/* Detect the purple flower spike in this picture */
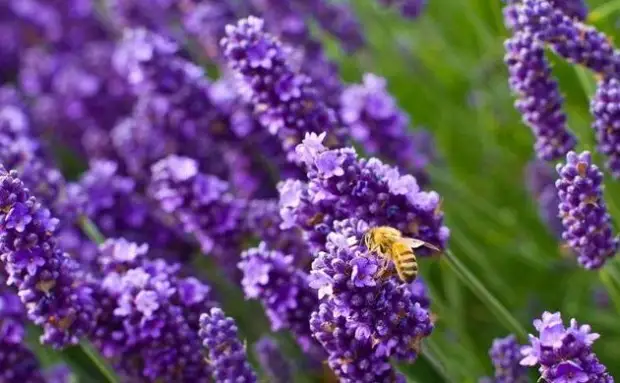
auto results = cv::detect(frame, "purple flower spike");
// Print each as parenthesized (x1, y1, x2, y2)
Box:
(0, 167, 96, 348)
(282, 132, 449, 253)
(514, 0, 617, 76)
(521, 311, 613, 382)
(556, 151, 618, 269)
(221, 16, 347, 162)
(309, 219, 432, 382)
(239, 243, 324, 358)
(504, 31, 576, 161)
(199, 307, 258, 383)
(486, 335, 529, 383)
(341, 73, 434, 185)
(592, 76, 620, 178)
(149, 155, 246, 278)
(94, 244, 213, 381)
(375, 0, 427, 19)
(254, 337, 292, 383)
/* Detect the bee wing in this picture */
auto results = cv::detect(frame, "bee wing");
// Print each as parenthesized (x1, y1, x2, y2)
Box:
(401, 238, 441, 252)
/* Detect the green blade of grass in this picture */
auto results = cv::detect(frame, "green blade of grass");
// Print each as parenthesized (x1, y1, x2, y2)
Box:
(78, 216, 106, 244)
(589, 0, 620, 22)
(442, 250, 527, 339)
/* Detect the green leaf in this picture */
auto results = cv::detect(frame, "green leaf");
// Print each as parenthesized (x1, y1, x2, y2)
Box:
(442, 250, 527, 339)
(58, 342, 119, 383)
(589, 0, 620, 22)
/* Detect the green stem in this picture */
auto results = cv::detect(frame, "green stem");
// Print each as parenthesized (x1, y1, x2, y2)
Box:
(442, 250, 528, 339)
(78, 216, 106, 244)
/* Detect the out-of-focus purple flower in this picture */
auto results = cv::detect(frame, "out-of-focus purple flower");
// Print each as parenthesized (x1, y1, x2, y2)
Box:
(0, 88, 73, 220)
(375, 0, 427, 19)
(149, 155, 246, 278)
(292, 0, 365, 52)
(341, 73, 434, 185)
(309, 218, 432, 382)
(525, 160, 563, 239)
(0, 339, 46, 383)
(514, 0, 617, 76)
(254, 336, 293, 383)
(280, 132, 449, 253)
(0, 289, 25, 344)
(245, 199, 311, 267)
(521, 312, 612, 382)
(199, 307, 258, 383)
(106, 0, 178, 35)
(94, 239, 213, 381)
(180, 0, 237, 60)
(592, 76, 620, 178)
(248, 1, 345, 110)
(20, 42, 134, 158)
(239, 243, 324, 358)
(556, 151, 618, 269)
(221, 16, 347, 162)
(43, 364, 72, 383)
(484, 335, 529, 383)
(0, 167, 96, 348)
(504, 31, 576, 161)
(78, 159, 194, 264)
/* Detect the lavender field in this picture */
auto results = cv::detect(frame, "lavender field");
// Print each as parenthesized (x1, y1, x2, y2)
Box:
(0, 0, 619, 382)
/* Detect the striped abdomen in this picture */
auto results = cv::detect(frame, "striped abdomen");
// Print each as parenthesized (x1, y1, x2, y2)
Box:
(391, 241, 418, 283)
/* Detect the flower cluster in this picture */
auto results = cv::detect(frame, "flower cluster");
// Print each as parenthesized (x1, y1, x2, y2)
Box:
(512, 0, 617, 76)
(92, 238, 214, 381)
(77, 160, 193, 264)
(199, 307, 257, 382)
(521, 312, 612, 382)
(309, 218, 433, 382)
(482, 335, 529, 383)
(0, 339, 46, 383)
(239, 243, 323, 357)
(20, 42, 134, 158)
(149, 155, 246, 277)
(341, 73, 433, 185)
(592, 76, 620, 179)
(221, 16, 347, 161)
(280, 132, 449, 252)
(504, 31, 575, 161)
(556, 151, 618, 269)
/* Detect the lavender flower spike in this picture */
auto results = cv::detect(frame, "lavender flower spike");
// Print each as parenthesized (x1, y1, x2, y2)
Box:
(0, 340, 46, 383)
(0, 166, 96, 348)
(254, 337, 292, 383)
(284, 132, 449, 253)
(592, 76, 620, 178)
(221, 16, 347, 162)
(199, 307, 258, 383)
(514, 0, 617, 76)
(486, 335, 529, 383)
(309, 218, 431, 382)
(239, 242, 324, 358)
(521, 312, 613, 382)
(504, 31, 576, 161)
(556, 151, 618, 269)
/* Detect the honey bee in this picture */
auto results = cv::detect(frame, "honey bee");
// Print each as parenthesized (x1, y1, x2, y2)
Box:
(364, 226, 440, 283)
